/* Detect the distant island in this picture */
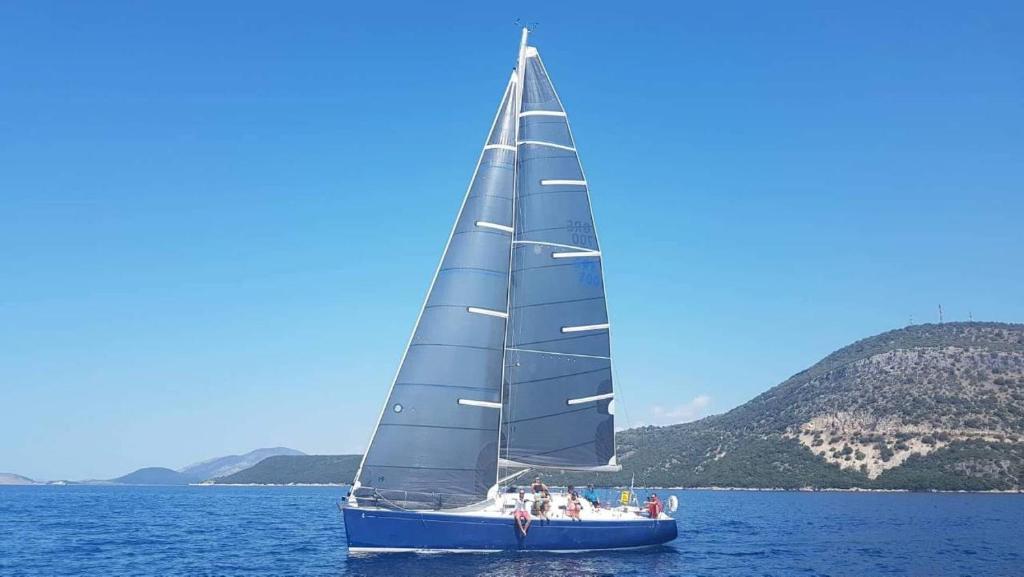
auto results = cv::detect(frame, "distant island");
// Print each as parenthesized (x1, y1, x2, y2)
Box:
(210, 455, 361, 485)
(102, 447, 306, 485)
(0, 473, 38, 485)
(6, 323, 1020, 492)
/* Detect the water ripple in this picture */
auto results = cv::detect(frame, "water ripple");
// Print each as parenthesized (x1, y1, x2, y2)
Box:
(1, 486, 1021, 576)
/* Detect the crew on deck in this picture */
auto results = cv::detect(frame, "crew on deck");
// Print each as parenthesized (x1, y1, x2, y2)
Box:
(512, 488, 531, 535)
(582, 484, 601, 508)
(646, 493, 663, 518)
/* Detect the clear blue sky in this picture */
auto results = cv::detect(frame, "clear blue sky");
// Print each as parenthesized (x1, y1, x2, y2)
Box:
(2, 1, 1021, 481)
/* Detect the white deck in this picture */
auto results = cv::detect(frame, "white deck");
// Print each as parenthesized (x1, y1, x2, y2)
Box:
(410, 491, 672, 522)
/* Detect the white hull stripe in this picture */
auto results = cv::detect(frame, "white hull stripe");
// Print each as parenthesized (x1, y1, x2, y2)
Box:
(520, 110, 566, 118)
(467, 307, 508, 319)
(457, 399, 502, 409)
(561, 323, 610, 334)
(566, 392, 614, 405)
(540, 179, 586, 186)
(483, 144, 517, 152)
(552, 250, 601, 259)
(518, 140, 576, 152)
(475, 221, 514, 233)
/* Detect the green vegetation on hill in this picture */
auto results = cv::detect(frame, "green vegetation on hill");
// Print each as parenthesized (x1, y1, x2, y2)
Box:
(212, 455, 360, 485)
(180, 447, 304, 480)
(550, 323, 1024, 491)
(111, 467, 193, 485)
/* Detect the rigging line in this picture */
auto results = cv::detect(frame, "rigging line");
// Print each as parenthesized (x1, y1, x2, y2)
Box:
(498, 28, 529, 486)
(407, 343, 503, 352)
(511, 366, 610, 385)
(516, 189, 590, 200)
(513, 296, 605, 309)
(451, 229, 513, 239)
(439, 266, 507, 276)
(512, 261, 593, 273)
(513, 332, 607, 348)
(503, 405, 593, 425)
(393, 382, 496, 392)
(528, 438, 596, 456)
(514, 239, 593, 251)
(519, 224, 589, 234)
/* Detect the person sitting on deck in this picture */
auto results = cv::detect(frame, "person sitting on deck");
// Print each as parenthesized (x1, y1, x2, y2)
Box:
(531, 477, 548, 494)
(582, 485, 600, 508)
(538, 488, 552, 522)
(512, 488, 531, 536)
(566, 491, 582, 521)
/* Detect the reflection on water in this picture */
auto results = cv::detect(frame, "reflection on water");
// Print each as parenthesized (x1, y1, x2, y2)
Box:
(344, 547, 681, 577)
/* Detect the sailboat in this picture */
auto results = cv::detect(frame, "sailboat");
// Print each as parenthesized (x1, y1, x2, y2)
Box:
(342, 28, 678, 552)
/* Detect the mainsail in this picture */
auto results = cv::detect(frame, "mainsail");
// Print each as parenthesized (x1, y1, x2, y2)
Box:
(352, 74, 518, 509)
(353, 30, 617, 511)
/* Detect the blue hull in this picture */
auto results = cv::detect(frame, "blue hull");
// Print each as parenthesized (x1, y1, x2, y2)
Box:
(343, 507, 678, 552)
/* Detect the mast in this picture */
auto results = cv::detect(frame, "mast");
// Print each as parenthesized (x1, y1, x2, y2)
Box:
(494, 27, 530, 492)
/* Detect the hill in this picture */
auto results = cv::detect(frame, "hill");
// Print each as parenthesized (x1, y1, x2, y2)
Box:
(179, 447, 305, 481)
(110, 467, 193, 485)
(97, 447, 305, 485)
(208, 323, 1024, 491)
(212, 455, 360, 485)
(563, 322, 1023, 491)
(0, 473, 37, 485)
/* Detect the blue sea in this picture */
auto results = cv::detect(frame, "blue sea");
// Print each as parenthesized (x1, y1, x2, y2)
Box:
(1, 486, 1021, 576)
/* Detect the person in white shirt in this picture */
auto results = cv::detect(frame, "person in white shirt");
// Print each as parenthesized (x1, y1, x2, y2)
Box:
(511, 488, 532, 535)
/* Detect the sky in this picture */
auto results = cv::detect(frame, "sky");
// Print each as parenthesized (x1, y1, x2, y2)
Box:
(1, 1, 1022, 481)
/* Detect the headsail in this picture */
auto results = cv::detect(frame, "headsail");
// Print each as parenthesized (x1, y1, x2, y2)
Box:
(500, 45, 618, 471)
(352, 73, 519, 509)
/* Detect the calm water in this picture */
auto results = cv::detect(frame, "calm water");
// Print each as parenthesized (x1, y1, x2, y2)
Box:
(1, 486, 1021, 576)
